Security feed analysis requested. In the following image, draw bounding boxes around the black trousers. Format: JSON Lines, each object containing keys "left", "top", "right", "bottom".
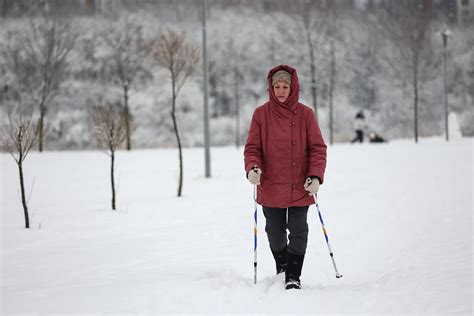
{"left": 262, "top": 206, "right": 309, "bottom": 256}
{"left": 351, "top": 130, "right": 364, "bottom": 143}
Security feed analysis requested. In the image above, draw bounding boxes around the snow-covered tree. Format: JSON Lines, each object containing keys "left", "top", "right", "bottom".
{"left": 2, "top": 14, "right": 75, "bottom": 152}
{"left": 379, "top": 5, "right": 440, "bottom": 143}
{"left": 99, "top": 18, "right": 152, "bottom": 150}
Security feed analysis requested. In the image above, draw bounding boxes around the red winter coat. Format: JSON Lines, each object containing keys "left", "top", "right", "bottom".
{"left": 244, "top": 65, "right": 327, "bottom": 208}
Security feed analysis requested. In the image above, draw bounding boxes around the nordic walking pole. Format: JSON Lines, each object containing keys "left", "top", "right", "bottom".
{"left": 312, "top": 191, "right": 343, "bottom": 278}
{"left": 253, "top": 183, "right": 258, "bottom": 284}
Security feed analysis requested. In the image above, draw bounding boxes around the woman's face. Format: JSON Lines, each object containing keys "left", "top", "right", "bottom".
{"left": 273, "top": 82, "right": 291, "bottom": 103}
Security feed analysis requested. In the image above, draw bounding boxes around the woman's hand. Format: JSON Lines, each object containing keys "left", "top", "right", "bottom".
{"left": 304, "top": 177, "right": 320, "bottom": 195}
{"left": 247, "top": 167, "right": 262, "bottom": 185}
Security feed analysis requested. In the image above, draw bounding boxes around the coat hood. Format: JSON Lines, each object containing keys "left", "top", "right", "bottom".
{"left": 267, "top": 64, "right": 300, "bottom": 112}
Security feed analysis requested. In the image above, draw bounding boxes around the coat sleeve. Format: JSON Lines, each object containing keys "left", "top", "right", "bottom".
{"left": 306, "top": 110, "right": 327, "bottom": 184}
{"left": 244, "top": 109, "right": 263, "bottom": 175}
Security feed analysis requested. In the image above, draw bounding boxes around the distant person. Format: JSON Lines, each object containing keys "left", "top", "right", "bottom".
{"left": 244, "top": 65, "right": 327, "bottom": 290}
{"left": 351, "top": 111, "right": 366, "bottom": 143}
{"left": 369, "top": 132, "right": 386, "bottom": 143}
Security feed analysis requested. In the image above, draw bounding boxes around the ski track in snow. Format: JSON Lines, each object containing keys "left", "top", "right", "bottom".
{"left": 1, "top": 138, "right": 472, "bottom": 314}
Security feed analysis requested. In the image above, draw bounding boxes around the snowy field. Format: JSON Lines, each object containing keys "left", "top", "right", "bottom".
{"left": 1, "top": 138, "right": 472, "bottom": 315}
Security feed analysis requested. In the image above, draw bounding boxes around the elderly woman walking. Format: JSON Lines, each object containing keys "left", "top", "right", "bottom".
{"left": 244, "top": 65, "right": 327, "bottom": 290}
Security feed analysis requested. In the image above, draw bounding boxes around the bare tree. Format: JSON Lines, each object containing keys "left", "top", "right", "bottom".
{"left": 321, "top": 1, "right": 351, "bottom": 145}
{"left": 274, "top": 1, "right": 340, "bottom": 140}
{"left": 101, "top": 18, "right": 151, "bottom": 151}
{"left": 152, "top": 28, "right": 200, "bottom": 197}
{"left": 294, "top": 0, "right": 328, "bottom": 119}
{"left": 88, "top": 102, "right": 127, "bottom": 210}
{"left": 328, "top": 2, "right": 337, "bottom": 145}
{"left": 217, "top": 38, "right": 244, "bottom": 148}
{"left": 234, "top": 54, "right": 241, "bottom": 148}
{"left": 1, "top": 115, "right": 39, "bottom": 229}
{"left": 2, "top": 14, "right": 75, "bottom": 152}
{"left": 378, "top": 6, "right": 438, "bottom": 143}
{"left": 268, "top": 3, "right": 328, "bottom": 120}
{"left": 347, "top": 20, "right": 381, "bottom": 113}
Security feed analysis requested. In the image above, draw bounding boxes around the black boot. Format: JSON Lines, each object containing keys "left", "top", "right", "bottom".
{"left": 285, "top": 252, "right": 304, "bottom": 290}
{"left": 271, "top": 246, "right": 287, "bottom": 274}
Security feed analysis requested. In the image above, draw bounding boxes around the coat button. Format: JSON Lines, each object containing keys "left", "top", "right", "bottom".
{"left": 293, "top": 110, "right": 297, "bottom": 115}
{"left": 292, "top": 184, "right": 296, "bottom": 189}
{"left": 292, "top": 141, "right": 296, "bottom": 145}
{"left": 292, "top": 162, "right": 296, "bottom": 166}
{"left": 291, "top": 121, "right": 295, "bottom": 126}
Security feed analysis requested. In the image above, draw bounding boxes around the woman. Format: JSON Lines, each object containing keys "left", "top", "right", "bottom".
{"left": 244, "top": 65, "right": 327, "bottom": 290}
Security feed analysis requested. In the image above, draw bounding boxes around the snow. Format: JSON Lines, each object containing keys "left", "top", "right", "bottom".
{"left": 1, "top": 138, "right": 472, "bottom": 315}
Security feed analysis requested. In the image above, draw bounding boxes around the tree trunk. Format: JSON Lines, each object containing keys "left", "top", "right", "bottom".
{"left": 311, "top": 78, "right": 318, "bottom": 119}
{"left": 329, "top": 38, "right": 336, "bottom": 145}
{"left": 1, "top": 0, "right": 6, "bottom": 18}
{"left": 38, "top": 106, "right": 45, "bottom": 152}
{"left": 413, "top": 78, "right": 419, "bottom": 143}
{"left": 305, "top": 26, "right": 318, "bottom": 119}
{"left": 234, "top": 65, "right": 240, "bottom": 148}
{"left": 328, "top": 3, "right": 337, "bottom": 145}
{"left": 18, "top": 160, "right": 30, "bottom": 229}
{"left": 175, "top": 0, "right": 182, "bottom": 21}
{"left": 171, "top": 95, "right": 183, "bottom": 197}
{"left": 202, "top": 0, "right": 211, "bottom": 178}
{"left": 123, "top": 85, "right": 131, "bottom": 150}
{"left": 111, "top": 150, "right": 116, "bottom": 210}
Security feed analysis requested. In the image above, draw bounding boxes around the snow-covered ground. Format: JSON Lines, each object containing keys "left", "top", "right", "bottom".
{"left": 1, "top": 138, "right": 472, "bottom": 315}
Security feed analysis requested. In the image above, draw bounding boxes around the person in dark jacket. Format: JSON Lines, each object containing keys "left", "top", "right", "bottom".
{"left": 244, "top": 65, "right": 327, "bottom": 290}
